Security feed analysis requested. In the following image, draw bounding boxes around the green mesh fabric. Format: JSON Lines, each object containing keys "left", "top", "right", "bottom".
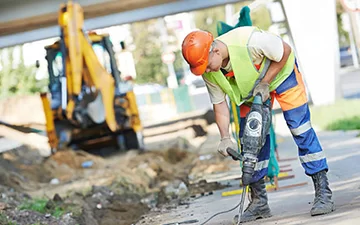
{"left": 268, "top": 123, "right": 279, "bottom": 182}
{"left": 216, "top": 6, "right": 252, "bottom": 36}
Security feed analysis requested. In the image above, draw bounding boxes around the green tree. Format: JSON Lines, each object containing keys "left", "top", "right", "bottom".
{"left": 336, "top": 0, "right": 350, "bottom": 47}
{"left": 0, "top": 46, "right": 45, "bottom": 98}
{"left": 130, "top": 19, "right": 168, "bottom": 85}
{"left": 173, "top": 50, "right": 184, "bottom": 74}
{"left": 192, "top": 2, "right": 272, "bottom": 38}
{"left": 166, "top": 26, "right": 186, "bottom": 82}
{"left": 193, "top": 5, "right": 226, "bottom": 37}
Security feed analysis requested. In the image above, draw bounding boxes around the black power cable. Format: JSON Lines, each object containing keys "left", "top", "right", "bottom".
{"left": 198, "top": 197, "right": 242, "bottom": 225}
{"left": 200, "top": 188, "right": 246, "bottom": 225}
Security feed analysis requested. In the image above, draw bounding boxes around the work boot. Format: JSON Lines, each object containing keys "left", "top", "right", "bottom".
{"left": 310, "top": 170, "right": 335, "bottom": 216}
{"left": 233, "top": 178, "right": 272, "bottom": 224}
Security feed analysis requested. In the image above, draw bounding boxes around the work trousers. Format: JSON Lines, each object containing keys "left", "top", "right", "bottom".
{"left": 239, "top": 61, "right": 328, "bottom": 184}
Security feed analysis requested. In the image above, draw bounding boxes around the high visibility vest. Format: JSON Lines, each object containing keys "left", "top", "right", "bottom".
{"left": 203, "top": 26, "right": 295, "bottom": 105}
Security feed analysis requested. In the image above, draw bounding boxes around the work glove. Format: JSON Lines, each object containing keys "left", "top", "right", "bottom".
{"left": 217, "top": 137, "right": 238, "bottom": 157}
{"left": 253, "top": 82, "right": 270, "bottom": 102}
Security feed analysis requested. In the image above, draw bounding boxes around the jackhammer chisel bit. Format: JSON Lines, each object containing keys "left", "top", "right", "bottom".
{"left": 226, "top": 94, "right": 271, "bottom": 224}
{"left": 226, "top": 147, "right": 246, "bottom": 225}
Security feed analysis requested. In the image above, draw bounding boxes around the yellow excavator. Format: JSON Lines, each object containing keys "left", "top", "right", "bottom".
{"left": 39, "top": 1, "right": 144, "bottom": 153}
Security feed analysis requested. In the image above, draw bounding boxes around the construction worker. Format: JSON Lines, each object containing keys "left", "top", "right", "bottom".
{"left": 181, "top": 26, "right": 335, "bottom": 222}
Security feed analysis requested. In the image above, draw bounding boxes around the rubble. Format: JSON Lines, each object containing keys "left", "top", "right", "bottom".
{"left": 76, "top": 186, "right": 150, "bottom": 225}
{"left": 189, "top": 153, "right": 233, "bottom": 183}
{"left": 0, "top": 132, "right": 233, "bottom": 225}
{"left": 164, "top": 180, "right": 189, "bottom": 199}
{"left": 0, "top": 184, "right": 78, "bottom": 225}
{"left": 4, "top": 209, "right": 78, "bottom": 225}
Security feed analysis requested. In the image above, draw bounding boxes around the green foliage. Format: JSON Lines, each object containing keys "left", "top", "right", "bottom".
{"left": 167, "top": 24, "right": 185, "bottom": 79}
{"left": 19, "top": 199, "right": 48, "bottom": 214}
{"left": 129, "top": 3, "right": 273, "bottom": 85}
{"left": 336, "top": 0, "right": 350, "bottom": 47}
{"left": 130, "top": 19, "right": 168, "bottom": 85}
{"left": 326, "top": 116, "right": 360, "bottom": 131}
{"left": 19, "top": 198, "right": 65, "bottom": 219}
{"left": 0, "top": 47, "right": 47, "bottom": 99}
{"left": 310, "top": 99, "right": 360, "bottom": 131}
{"left": 173, "top": 50, "right": 184, "bottom": 73}
{"left": 193, "top": 5, "right": 226, "bottom": 38}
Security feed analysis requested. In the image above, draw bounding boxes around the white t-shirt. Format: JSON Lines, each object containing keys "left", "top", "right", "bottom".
{"left": 203, "top": 30, "right": 285, "bottom": 104}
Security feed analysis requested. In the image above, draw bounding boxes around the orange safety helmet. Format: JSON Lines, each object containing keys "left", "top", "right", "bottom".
{"left": 182, "top": 30, "right": 214, "bottom": 76}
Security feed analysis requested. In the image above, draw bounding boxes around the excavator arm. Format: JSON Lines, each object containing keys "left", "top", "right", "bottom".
{"left": 58, "top": 1, "right": 118, "bottom": 132}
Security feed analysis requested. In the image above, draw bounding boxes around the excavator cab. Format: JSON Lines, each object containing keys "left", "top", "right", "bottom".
{"left": 45, "top": 33, "right": 120, "bottom": 113}
{"left": 42, "top": 30, "right": 144, "bottom": 153}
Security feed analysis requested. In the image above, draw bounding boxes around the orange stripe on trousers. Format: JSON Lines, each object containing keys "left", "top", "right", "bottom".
{"left": 275, "top": 65, "right": 308, "bottom": 111}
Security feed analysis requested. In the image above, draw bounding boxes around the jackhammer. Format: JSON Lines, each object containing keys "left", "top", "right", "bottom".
{"left": 227, "top": 93, "right": 271, "bottom": 224}
{"left": 170, "top": 94, "right": 272, "bottom": 225}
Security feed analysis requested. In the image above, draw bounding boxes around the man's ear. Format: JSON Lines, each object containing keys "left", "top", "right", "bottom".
{"left": 213, "top": 47, "right": 221, "bottom": 55}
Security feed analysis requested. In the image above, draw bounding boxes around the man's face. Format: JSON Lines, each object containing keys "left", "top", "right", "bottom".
{"left": 205, "top": 45, "right": 222, "bottom": 73}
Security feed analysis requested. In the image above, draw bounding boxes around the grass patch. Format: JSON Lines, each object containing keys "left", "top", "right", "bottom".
{"left": 326, "top": 116, "right": 360, "bottom": 131}
{"left": 310, "top": 99, "right": 360, "bottom": 131}
{"left": 19, "top": 198, "right": 65, "bottom": 218}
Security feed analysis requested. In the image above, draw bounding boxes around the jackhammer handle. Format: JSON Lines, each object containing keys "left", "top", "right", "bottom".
{"left": 226, "top": 147, "right": 243, "bottom": 161}
{"left": 254, "top": 93, "right": 271, "bottom": 106}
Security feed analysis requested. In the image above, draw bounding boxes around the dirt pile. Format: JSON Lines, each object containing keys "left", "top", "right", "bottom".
{"left": 0, "top": 139, "right": 233, "bottom": 225}
{"left": 0, "top": 146, "right": 49, "bottom": 191}
{"left": 125, "top": 148, "right": 196, "bottom": 187}
{"left": 189, "top": 153, "right": 232, "bottom": 183}
{"left": 0, "top": 146, "right": 107, "bottom": 191}
{"left": 50, "top": 150, "right": 105, "bottom": 170}
{"left": 0, "top": 181, "right": 148, "bottom": 225}
{"left": 68, "top": 186, "right": 149, "bottom": 225}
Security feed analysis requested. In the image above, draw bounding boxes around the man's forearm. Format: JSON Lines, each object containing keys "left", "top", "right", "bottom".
{"left": 214, "top": 100, "right": 230, "bottom": 139}
{"left": 261, "top": 41, "right": 292, "bottom": 84}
